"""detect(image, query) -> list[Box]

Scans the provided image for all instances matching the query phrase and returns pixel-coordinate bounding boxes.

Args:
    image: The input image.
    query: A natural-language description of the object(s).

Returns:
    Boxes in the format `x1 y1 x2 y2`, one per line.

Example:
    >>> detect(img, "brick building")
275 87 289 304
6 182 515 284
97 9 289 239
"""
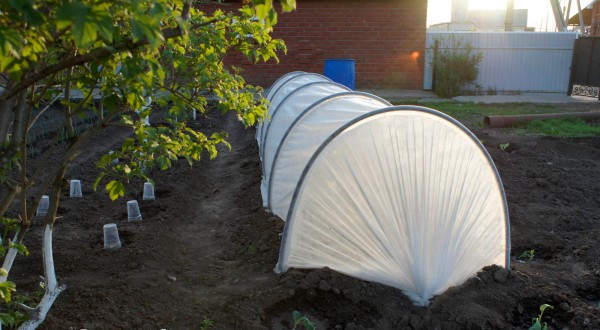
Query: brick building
200 0 428 89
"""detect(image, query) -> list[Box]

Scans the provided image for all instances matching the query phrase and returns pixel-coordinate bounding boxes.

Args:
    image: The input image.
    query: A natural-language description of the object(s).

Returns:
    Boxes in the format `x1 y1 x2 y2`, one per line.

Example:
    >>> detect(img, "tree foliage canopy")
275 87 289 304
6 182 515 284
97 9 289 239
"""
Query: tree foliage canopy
0 0 295 327
1 0 295 199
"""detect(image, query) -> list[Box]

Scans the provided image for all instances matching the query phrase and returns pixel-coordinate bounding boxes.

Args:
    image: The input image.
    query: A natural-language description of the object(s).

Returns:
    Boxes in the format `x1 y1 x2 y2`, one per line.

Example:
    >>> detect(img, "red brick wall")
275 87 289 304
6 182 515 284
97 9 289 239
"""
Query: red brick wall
199 0 427 89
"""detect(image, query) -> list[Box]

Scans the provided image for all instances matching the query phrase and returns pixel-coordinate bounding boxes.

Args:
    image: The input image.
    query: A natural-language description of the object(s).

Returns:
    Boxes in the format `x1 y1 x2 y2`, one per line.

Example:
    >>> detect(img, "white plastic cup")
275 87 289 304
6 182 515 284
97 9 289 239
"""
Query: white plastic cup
142 182 155 201
70 180 82 198
127 200 142 222
108 151 119 165
139 152 147 173
37 195 49 216
136 108 150 126
142 96 152 125
103 223 121 249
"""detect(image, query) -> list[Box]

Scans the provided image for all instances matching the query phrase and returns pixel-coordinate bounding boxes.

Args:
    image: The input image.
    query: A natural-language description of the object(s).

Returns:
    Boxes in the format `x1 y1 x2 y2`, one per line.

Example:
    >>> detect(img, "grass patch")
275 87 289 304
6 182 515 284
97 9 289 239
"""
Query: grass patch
417 101 566 122
391 100 600 137
394 100 565 120
522 118 600 137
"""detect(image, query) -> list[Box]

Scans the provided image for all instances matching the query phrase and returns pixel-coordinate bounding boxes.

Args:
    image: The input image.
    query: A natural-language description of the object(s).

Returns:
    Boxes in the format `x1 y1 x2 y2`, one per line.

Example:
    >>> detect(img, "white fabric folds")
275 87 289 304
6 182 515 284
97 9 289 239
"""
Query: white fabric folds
256 72 331 157
265 92 390 215
259 72 510 307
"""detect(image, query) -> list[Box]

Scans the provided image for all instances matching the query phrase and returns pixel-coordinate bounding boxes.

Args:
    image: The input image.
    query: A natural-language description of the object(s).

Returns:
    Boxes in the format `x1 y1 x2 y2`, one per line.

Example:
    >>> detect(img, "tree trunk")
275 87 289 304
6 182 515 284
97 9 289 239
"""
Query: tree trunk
18 163 67 329
0 245 19 283
17 224 65 330
12 112 102 328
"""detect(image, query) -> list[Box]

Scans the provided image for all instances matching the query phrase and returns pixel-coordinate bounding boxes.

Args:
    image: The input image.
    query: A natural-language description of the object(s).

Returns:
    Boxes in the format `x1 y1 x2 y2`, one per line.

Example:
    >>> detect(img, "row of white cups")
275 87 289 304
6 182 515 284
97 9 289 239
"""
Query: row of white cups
36 180 156 250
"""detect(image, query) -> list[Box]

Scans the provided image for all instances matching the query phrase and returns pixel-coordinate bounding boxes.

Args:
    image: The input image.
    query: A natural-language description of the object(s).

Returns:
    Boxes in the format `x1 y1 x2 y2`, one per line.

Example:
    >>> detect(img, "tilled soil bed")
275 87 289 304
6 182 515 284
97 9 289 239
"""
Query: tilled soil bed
7 104 600 329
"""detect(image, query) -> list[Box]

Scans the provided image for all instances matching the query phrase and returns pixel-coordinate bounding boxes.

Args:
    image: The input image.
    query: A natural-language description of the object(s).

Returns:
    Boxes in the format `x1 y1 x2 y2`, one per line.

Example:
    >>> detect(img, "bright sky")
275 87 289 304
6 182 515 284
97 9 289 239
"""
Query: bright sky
427 0 596 31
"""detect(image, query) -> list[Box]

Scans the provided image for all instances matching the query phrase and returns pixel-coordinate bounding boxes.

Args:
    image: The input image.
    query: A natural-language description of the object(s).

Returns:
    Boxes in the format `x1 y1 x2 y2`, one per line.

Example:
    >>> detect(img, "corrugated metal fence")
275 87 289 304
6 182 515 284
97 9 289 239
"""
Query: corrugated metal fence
424 32 578 94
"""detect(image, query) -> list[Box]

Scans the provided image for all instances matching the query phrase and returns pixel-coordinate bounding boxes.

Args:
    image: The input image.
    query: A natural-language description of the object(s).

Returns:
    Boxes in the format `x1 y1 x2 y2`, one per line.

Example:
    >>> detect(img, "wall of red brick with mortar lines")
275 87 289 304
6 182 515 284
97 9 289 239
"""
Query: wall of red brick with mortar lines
199 0 427 89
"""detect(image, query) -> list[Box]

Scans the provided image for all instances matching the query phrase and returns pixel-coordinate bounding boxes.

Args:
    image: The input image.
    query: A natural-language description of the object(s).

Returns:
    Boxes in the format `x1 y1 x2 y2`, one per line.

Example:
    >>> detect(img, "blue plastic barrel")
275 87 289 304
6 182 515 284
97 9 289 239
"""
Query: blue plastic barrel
324 59 355 90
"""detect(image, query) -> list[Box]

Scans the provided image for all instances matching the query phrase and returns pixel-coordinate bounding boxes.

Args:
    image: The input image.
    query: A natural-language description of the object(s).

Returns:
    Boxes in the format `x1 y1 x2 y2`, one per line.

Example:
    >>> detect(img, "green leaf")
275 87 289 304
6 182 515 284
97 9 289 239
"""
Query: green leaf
157 156 171 171
0 281 16 303
94 4 115 42
8 242 29 256
292 311 301 322
539 304 552 313
169 105 182 116
105 180 125 201
280 0 296 12
0 312 16 326
93 172 106 190
121 115 134 126
122 138 135 150
292 310 315 330
9 0 44 26
0 268 7 277
56 2 114 48
253 0 271 18
0 217 20 234
0 27 22 59
517 249 534 262
131 15 163 48
528 319 542 330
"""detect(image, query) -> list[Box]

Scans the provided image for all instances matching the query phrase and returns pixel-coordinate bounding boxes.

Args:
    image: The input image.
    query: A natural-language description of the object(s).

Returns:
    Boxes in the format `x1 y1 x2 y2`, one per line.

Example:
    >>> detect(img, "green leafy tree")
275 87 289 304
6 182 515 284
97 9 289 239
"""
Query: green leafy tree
0 0 295 328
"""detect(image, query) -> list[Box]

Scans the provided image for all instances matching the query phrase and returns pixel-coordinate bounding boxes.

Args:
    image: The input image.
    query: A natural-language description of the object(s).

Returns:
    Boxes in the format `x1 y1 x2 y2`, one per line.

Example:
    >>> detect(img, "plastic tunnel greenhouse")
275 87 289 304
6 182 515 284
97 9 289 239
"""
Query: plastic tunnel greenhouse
257 72 510 306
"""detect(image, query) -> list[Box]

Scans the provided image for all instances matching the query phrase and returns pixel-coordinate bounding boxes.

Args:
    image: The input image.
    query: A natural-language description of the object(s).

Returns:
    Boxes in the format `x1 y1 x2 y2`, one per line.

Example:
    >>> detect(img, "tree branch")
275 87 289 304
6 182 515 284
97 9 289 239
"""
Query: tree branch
63 67 76 141
26 124 105 223
0 185 20 218
19 85 34 232
181 1 191 20
155 83 201 111
28 93 62 131
1 19 219 102
0 81 17 146
0 90 28 173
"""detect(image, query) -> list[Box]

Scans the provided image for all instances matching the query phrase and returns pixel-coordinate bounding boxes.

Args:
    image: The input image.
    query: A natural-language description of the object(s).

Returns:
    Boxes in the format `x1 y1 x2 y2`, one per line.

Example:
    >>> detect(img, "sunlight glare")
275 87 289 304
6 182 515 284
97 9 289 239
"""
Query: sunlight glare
427 0 596 31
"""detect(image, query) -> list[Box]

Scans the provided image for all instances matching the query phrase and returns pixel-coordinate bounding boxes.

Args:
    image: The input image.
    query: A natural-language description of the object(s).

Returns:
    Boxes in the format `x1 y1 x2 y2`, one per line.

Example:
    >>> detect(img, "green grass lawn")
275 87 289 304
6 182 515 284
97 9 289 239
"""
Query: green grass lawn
392 100 600 137
525 118 600 137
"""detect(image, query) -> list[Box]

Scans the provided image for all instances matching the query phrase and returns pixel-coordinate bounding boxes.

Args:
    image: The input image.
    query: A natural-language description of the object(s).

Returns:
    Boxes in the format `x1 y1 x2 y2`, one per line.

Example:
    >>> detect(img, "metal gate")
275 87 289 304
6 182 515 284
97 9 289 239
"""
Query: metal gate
569 37 600 100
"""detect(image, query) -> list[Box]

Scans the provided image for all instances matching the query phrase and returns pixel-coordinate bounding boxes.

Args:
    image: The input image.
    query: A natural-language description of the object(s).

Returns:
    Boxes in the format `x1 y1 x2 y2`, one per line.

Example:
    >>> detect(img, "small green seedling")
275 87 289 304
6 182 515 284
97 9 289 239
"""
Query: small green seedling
292 311 315 330
518 249 535 262
499 143 510 152
528 304 553 330
200 316 213 330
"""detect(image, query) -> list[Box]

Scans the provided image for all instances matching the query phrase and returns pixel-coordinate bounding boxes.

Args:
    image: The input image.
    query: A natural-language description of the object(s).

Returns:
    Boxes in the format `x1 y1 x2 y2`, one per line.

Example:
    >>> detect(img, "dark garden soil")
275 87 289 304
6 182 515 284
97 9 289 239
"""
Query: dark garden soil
8 102 600 329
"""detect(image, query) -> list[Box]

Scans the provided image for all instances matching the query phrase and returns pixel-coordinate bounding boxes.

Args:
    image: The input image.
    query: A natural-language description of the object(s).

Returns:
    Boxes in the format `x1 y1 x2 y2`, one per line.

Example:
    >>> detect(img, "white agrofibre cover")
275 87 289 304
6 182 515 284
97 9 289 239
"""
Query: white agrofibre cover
275 107 510 306
264 92 391 217
256 72 332 156
264 71 304 101
259 81 350 163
